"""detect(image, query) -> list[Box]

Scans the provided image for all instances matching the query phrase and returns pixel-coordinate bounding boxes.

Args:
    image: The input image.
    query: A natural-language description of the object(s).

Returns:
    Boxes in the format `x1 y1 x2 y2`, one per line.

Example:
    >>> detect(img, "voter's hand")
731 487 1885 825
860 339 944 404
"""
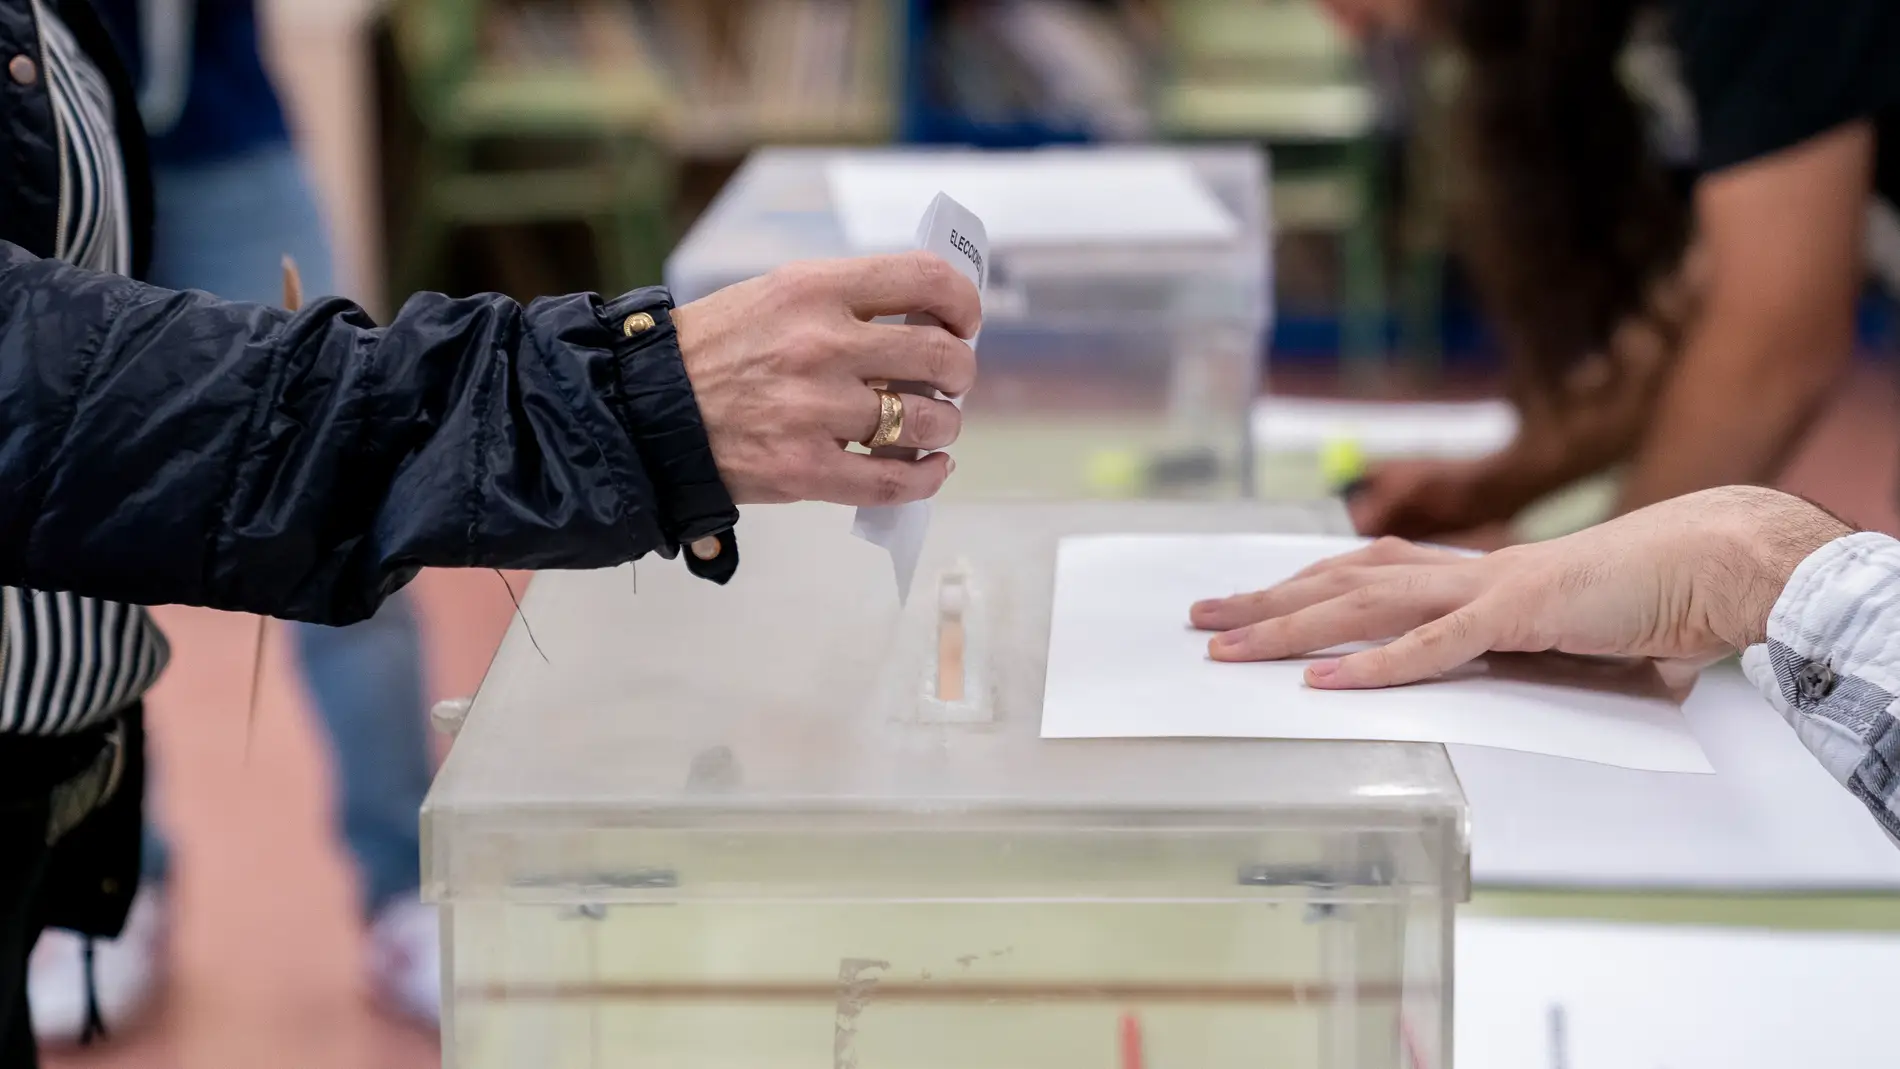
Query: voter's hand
1190 486 1851 688
1347 457 1511 541
673 252 980 506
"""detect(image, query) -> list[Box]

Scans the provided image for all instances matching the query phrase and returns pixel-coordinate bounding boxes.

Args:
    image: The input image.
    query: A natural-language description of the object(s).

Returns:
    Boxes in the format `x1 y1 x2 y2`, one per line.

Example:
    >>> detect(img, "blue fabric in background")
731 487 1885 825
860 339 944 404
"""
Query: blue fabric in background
133 144 433 913
80 1 434 912
92 0 290 165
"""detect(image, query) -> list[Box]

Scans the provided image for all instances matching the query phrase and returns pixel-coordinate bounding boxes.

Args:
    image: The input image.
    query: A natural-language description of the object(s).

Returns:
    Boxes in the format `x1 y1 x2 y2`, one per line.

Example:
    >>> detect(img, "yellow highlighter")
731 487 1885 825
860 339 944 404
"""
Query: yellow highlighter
1084 448 1145 497
1320 436 1369 498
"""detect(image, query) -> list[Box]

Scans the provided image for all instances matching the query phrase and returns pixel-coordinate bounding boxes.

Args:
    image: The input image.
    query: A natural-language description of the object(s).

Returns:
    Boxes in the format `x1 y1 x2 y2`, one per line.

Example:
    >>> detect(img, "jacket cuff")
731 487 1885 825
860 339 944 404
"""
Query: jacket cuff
601 288 740 583
1744 531 1900 791
1767 531 1900 660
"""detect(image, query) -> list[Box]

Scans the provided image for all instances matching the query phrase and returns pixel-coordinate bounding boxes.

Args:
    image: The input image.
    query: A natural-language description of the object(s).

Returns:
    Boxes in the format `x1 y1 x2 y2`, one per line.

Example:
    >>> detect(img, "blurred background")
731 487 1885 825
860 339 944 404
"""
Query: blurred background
43 0 1899 1065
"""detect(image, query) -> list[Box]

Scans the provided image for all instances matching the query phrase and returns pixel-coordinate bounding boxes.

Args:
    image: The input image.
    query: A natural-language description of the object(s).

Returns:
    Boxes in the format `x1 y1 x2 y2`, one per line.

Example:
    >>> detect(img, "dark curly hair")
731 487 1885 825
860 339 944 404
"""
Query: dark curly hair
1443 0 1690 400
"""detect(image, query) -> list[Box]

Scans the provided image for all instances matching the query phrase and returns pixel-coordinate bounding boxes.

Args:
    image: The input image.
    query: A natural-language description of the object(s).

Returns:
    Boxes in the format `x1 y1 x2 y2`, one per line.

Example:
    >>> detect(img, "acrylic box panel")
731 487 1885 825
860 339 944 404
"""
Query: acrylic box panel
426 501 1465 1069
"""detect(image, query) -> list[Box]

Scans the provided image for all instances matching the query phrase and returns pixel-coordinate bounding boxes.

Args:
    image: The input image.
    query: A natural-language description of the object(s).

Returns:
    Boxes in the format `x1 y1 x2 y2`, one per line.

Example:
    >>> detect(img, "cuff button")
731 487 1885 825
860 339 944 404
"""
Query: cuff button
1796 662 1836 702
622 311 657 336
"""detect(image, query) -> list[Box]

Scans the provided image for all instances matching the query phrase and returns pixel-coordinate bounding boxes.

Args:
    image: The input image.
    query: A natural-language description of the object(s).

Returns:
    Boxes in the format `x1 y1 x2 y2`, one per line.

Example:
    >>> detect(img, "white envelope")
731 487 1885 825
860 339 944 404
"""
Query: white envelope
851 192 989 601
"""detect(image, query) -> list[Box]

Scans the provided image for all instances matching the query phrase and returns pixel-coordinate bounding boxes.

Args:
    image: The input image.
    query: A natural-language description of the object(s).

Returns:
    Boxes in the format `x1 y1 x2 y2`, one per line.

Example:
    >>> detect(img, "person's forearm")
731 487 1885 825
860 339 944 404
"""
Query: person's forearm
1617 123 1868 515
1615 313 1850 514
0 243 731 624
1485 273 1693 520
1483 410 1639 514
1740 531 1900 840
1478 371 1656 519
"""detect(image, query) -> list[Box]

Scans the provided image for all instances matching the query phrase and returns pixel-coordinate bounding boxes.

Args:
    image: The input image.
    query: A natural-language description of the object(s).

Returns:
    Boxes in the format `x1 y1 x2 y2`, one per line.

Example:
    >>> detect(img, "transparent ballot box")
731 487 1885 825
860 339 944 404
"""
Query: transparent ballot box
425 502 1467 1069
665 147 1272 499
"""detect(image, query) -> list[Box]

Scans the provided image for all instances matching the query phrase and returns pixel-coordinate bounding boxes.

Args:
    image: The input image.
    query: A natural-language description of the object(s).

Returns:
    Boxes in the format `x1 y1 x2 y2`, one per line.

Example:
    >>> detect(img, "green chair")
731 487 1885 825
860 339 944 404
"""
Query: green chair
1158 0 1449 384
1158 1 1384 376
384 0 676 303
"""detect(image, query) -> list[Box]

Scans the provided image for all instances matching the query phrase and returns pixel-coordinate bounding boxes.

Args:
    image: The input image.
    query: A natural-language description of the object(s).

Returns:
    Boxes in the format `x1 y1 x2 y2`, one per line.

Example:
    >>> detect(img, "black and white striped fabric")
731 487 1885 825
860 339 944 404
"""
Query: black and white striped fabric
42 0 130 275
0 2 169 736
1 592 167 735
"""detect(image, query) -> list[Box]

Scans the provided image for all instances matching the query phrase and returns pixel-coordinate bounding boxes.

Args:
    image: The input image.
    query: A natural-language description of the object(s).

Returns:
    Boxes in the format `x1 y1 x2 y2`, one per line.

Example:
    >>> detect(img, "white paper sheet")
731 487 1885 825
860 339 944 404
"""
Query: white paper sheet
1252 396 1520 459
1039 534 1713 773
827 153 1238 250
1457 917 1900 1069
1453 664 1900 890
851 192 988 600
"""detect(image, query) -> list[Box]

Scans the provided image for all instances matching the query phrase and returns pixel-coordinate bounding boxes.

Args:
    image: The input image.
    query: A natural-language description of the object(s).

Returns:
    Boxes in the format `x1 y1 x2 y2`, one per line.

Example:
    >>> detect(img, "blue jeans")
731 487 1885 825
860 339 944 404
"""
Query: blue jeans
140 144 433 916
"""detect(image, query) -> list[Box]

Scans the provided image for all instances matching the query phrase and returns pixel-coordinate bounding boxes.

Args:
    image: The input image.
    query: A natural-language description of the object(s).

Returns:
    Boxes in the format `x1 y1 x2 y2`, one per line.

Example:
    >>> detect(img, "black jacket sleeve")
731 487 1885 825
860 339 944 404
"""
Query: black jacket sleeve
0 241 738 625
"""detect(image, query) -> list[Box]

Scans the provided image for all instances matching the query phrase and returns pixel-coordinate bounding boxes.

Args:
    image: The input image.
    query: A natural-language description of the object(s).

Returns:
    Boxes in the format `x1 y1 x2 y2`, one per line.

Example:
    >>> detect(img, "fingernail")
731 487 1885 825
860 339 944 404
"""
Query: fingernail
1213 629 1248 648
945 456 957 476
1305 659 1339 684
1191 599 1220 616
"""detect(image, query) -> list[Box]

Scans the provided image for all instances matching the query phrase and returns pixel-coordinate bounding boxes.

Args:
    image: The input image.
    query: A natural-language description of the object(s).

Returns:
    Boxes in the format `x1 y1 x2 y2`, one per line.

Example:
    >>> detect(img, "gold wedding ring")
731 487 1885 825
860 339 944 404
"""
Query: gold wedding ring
864 389 905 449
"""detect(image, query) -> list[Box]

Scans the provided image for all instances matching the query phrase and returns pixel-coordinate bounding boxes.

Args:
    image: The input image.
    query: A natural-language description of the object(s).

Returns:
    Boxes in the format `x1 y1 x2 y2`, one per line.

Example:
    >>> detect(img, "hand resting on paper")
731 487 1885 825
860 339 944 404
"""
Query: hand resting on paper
1190 486 1851 689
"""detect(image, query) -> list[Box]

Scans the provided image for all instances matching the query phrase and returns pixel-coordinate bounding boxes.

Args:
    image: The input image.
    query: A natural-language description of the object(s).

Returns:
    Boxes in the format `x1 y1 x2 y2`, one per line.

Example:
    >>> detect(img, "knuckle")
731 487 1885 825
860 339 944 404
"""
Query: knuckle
1487 544 1528 568
909 399 943 446
909 250 953 292
793 384 841 434
1320 568 1365 596
779 259 828 295
925 330 959 384
1414 620 1454 650
766 262 810 299
1348 583 1390 610
873 467 912 506
932 401 963 446
1371 536 1412 560
941 335 976 392
766 453 806 492
1441 609 1475 642
782 324 839 370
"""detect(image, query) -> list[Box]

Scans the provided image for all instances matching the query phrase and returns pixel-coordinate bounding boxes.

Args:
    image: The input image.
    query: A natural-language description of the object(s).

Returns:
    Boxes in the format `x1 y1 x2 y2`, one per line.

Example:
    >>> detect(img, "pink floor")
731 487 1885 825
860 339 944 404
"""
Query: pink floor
38 568 524 1069
38 364 1900 1068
